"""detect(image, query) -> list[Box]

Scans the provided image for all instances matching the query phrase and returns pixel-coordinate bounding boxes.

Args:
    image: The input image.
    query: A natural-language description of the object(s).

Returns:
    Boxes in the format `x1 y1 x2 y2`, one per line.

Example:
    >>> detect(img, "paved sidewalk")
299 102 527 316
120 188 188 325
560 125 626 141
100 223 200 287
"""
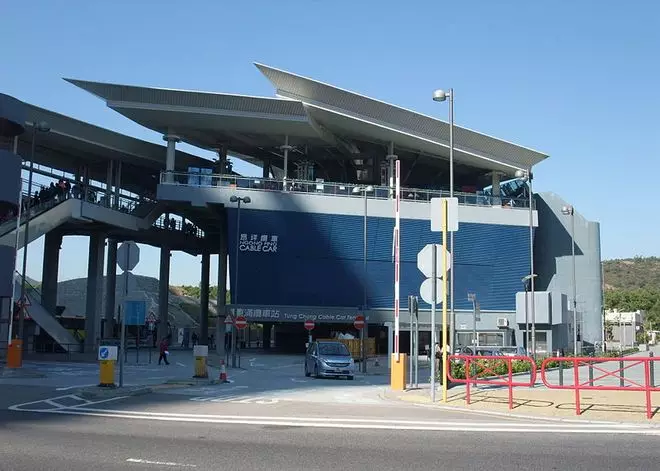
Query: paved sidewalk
384 384 660 423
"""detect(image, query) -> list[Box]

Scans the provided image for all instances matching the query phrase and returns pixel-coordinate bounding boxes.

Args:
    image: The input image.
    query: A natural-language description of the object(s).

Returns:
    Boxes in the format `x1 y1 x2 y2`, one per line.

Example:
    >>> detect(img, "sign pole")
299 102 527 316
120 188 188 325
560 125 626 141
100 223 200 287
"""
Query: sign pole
119 244 130 388
394 159 401 361
430 243 437 402
414 296 419 388
441 199 449 403
408 296 413 387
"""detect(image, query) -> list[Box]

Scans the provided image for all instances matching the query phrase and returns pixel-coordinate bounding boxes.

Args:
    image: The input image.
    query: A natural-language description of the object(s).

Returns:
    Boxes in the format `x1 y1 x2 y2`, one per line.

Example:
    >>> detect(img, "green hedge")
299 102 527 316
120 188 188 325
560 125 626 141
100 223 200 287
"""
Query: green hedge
438 348 641 381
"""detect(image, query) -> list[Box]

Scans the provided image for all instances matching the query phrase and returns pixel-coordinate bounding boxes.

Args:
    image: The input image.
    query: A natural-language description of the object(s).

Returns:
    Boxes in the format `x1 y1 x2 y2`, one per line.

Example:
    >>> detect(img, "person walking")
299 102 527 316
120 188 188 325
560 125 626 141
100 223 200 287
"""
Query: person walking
158 337 170 365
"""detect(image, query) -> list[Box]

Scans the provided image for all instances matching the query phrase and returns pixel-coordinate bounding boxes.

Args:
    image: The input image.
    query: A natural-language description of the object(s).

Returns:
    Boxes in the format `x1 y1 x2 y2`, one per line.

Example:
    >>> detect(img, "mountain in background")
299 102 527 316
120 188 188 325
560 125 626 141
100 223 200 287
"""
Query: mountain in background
603 257 660 324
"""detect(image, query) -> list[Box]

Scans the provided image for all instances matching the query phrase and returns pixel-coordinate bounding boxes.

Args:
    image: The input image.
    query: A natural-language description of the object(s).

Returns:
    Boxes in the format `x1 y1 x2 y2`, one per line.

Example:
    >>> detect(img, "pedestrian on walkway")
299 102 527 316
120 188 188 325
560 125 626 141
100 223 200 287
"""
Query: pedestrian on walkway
158 337 170 365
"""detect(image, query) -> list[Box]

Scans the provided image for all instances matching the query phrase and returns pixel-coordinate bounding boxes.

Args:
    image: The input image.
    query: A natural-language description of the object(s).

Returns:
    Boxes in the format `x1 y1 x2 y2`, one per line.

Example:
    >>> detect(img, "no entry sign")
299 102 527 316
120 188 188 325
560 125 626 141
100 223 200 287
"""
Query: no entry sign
304 319 315 331
354 315 365 330
234 316 248 330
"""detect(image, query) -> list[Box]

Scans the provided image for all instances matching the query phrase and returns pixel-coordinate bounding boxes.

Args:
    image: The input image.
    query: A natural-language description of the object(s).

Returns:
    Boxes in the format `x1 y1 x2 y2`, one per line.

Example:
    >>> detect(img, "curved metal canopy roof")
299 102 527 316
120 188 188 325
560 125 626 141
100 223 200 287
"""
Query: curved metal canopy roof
65 63 549 176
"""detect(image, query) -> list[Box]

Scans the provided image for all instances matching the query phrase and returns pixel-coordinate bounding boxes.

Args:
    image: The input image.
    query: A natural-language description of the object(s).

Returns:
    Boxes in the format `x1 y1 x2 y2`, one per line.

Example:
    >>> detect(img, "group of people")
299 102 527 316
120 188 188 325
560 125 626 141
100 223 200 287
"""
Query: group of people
161 215 200 236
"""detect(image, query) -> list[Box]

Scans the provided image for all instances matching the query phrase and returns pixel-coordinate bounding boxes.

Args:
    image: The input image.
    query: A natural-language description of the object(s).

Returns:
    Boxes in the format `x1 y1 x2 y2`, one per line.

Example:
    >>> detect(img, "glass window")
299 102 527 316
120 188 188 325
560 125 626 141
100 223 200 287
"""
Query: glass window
318 342 350 356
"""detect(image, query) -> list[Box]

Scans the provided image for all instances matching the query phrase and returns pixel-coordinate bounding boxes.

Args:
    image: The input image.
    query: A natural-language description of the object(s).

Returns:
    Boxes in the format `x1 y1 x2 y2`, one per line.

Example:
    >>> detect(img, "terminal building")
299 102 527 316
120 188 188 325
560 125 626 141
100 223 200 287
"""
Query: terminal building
0 63 603 358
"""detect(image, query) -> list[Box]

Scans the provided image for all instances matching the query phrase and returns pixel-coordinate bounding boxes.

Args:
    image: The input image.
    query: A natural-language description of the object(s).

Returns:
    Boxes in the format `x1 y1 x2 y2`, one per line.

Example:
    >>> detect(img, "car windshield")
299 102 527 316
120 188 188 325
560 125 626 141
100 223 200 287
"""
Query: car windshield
318 343 350 356
501 347 517 353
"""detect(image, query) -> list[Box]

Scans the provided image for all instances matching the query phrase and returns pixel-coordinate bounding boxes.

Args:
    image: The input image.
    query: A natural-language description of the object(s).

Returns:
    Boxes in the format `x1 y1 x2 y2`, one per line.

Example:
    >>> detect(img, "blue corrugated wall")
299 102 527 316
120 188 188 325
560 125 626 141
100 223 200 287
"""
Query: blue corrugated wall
226 208 531 311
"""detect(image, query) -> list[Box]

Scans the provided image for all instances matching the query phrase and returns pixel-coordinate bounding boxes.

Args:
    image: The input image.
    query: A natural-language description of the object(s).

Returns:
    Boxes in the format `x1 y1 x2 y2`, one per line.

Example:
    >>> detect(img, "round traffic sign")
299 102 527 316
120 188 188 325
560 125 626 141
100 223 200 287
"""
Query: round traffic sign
304 319 315 331
235 316 248 330
354 315 365 330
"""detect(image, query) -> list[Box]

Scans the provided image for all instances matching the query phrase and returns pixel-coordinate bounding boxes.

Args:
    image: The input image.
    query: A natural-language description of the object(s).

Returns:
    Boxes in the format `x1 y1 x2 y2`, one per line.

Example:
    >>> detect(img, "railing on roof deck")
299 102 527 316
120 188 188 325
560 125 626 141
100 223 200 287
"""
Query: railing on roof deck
159 171 535 210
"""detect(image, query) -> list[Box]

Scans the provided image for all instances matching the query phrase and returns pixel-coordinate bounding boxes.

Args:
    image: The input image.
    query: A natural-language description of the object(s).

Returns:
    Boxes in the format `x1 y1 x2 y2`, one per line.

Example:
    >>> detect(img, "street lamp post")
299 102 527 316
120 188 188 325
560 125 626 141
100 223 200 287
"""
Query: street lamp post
352 185 373 374
561 205 579 355
432 88 455 352
18 121 50 342
515 168 536 358
229 194 250 368
522 274 537 354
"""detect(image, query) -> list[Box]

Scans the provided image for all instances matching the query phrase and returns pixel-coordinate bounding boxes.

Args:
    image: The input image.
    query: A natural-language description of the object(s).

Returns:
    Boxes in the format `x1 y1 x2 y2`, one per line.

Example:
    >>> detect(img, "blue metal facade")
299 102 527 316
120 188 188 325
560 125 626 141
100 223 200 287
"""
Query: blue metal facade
227 208 531 312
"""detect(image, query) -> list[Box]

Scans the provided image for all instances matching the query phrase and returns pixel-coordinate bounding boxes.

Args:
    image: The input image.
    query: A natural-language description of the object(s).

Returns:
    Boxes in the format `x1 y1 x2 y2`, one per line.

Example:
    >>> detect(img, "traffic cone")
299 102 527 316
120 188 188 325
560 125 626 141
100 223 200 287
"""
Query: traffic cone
219 359 229 383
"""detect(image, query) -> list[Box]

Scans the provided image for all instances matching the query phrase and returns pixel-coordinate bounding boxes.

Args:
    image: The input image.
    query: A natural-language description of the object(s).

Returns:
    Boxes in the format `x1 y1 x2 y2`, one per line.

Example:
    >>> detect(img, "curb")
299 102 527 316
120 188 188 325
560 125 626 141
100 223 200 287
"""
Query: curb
0 368 46 379
380 388 660 427
78 385 153 400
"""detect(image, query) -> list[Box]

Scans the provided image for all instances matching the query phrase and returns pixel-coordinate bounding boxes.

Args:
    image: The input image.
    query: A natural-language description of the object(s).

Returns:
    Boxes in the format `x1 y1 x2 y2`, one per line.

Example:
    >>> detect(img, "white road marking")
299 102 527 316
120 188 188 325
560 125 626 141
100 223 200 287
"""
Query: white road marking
290 378 307 383
10 407 660 434
176 362 186 367
8 394 127 411
126 458 196 467
55 384 97 391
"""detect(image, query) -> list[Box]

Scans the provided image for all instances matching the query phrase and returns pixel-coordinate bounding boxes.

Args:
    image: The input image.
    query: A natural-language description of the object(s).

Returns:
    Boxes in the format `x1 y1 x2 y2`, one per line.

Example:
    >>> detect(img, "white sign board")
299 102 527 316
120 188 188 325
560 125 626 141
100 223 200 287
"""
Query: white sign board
193 345 209 357
420 277 444 305
98 346 118 361
430 197 459 232
117 241 140 272
417 244 452 278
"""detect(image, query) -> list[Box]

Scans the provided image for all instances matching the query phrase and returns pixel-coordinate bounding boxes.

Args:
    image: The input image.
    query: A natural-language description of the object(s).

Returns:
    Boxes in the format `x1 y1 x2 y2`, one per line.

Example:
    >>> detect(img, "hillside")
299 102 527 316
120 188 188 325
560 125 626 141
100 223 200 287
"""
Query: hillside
603 257 660 322
603 256 660 291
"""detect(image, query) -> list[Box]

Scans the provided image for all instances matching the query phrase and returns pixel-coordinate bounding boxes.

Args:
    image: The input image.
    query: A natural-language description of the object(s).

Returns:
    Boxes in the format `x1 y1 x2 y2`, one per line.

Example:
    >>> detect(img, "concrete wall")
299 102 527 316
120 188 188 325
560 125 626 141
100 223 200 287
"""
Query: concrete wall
534 192 603 346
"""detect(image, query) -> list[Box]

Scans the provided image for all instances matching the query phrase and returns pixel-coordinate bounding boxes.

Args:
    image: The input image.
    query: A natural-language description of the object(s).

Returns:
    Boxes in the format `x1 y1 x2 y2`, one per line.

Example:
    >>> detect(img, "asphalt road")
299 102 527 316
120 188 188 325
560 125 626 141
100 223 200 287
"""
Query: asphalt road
2 409 659 471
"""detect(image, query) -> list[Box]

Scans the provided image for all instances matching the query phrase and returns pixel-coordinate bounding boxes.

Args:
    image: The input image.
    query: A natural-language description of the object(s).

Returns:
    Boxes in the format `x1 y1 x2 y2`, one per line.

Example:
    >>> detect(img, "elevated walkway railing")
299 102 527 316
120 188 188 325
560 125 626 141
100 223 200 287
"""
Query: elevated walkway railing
159 171 534 210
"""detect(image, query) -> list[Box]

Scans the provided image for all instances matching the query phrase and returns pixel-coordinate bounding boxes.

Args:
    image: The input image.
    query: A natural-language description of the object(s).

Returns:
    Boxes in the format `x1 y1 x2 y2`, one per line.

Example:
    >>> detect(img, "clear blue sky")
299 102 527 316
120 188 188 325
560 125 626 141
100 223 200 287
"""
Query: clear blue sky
2 0 658 285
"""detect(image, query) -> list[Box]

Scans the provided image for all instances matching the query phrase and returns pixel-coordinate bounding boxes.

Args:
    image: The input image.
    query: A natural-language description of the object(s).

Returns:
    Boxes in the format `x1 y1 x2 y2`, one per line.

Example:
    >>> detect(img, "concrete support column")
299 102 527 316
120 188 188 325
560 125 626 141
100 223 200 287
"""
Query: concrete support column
105 160 114 206
216 227 228 356
85 234 105 352
104 239 118 337
262 322 272 350
199 252 210 346
114 161 122 209
163 134 181 183
386 142 397 199
280 136 292 191
262 159 270 179
41 231 62 315
158 246 171 341
217 145 227 175
491 171 502 205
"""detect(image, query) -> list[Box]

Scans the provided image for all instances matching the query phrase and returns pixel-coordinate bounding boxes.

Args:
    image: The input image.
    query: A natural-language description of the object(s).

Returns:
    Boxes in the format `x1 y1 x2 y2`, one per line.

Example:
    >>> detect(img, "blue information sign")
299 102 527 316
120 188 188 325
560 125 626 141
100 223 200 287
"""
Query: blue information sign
124 300 147 326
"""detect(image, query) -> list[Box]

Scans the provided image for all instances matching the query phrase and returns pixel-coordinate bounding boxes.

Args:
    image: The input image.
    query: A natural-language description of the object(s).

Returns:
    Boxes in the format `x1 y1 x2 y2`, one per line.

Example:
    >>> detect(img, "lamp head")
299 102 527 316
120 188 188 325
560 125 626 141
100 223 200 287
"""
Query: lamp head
243 196 251 204
229 195 238 203
365 185 374 192
432 89 448 102
352 187 361 194
34 121 50 132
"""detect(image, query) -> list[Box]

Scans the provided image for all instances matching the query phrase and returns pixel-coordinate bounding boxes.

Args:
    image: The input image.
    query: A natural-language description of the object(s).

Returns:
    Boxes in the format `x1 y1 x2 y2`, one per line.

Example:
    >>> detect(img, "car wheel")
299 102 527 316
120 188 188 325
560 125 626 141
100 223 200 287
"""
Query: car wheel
314 363 320 378
304 363 311 377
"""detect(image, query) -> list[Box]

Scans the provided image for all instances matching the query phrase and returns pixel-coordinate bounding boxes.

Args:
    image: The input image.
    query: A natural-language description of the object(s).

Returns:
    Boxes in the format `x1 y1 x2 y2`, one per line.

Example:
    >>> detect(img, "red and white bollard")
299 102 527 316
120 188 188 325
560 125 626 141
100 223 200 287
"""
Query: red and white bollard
219 359 228 383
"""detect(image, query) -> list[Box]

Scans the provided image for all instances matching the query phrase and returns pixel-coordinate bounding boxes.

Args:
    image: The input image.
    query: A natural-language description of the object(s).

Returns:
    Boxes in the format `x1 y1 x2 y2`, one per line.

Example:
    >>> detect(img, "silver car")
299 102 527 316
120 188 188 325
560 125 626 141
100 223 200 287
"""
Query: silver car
305 341 355 380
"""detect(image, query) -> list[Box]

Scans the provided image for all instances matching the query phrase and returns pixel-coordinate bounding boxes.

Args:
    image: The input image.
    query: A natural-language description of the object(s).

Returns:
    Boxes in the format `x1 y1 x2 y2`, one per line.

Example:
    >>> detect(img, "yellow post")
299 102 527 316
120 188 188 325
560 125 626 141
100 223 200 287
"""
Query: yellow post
441 198 449 403
390 353 408 391
98 346 117 387
193 345 209 378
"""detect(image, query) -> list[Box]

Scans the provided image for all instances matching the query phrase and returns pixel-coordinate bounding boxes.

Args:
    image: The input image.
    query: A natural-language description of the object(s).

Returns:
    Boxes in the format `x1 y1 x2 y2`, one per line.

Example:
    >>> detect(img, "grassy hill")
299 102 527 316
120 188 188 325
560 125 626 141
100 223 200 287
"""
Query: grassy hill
603 256 660 291
603 257 660 324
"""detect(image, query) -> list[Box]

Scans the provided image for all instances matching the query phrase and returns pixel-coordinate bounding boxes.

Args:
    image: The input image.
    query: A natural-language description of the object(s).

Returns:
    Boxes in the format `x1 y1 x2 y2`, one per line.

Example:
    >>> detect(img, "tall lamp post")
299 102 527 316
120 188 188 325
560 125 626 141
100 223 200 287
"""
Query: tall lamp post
515 168 535 358
229 194 250 368
522 274 537 354
432 88 455 352
561 205 579 355
352 185 373 373
18 121 50 342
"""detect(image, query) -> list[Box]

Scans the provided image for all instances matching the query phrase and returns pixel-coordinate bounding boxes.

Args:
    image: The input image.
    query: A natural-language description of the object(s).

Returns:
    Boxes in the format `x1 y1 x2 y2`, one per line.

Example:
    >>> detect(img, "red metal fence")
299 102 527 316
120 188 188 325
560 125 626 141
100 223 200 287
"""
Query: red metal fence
540 356 660 419
447 355 536 409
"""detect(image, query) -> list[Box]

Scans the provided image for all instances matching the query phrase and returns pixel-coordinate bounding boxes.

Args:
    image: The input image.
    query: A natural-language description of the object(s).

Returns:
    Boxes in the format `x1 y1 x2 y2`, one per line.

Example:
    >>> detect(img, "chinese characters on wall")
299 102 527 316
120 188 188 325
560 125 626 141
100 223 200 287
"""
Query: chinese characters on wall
239 234 278 253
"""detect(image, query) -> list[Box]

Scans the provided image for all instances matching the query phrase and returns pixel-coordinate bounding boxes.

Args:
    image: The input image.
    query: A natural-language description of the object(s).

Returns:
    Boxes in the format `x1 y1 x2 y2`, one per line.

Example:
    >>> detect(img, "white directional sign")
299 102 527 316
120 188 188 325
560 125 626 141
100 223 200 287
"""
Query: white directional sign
417 244 452 278
430 197 459 232
98 345 118 361
117 241 140 272
420 278 444 305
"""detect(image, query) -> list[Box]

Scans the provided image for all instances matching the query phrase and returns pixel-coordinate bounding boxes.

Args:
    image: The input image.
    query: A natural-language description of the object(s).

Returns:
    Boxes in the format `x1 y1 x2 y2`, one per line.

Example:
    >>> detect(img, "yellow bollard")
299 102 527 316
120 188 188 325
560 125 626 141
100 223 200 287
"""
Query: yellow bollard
193 345 209 378
390 353 408 391
98 346 118 387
